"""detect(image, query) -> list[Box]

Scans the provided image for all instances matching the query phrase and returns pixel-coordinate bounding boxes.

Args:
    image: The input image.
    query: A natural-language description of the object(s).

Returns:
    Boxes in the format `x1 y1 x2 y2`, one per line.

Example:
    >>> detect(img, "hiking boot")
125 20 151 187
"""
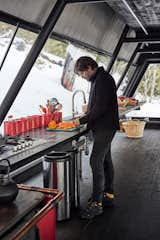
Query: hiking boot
81 201 103 219
103 192 114 207
87 197 93 206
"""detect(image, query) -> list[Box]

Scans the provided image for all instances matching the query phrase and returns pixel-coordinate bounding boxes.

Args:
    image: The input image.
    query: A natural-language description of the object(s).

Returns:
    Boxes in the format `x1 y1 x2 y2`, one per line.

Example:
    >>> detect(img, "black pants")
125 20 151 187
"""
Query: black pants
90 129 116 202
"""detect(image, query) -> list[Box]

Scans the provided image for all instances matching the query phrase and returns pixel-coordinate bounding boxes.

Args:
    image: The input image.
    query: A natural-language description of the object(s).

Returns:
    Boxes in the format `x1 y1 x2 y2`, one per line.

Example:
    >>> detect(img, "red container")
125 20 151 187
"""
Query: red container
45 114 51 126
41 114 46 127
30 116 37 129
53 112 62 124
10 121 17 136
26 117 32 131
4 121 16 136
36 115 40 128
48 113 53 123
58 112 62 123
21 118 27 133
25 117 30 132
38 115 42 128
4 121 10 136
15 119 22 135
37 197 56 240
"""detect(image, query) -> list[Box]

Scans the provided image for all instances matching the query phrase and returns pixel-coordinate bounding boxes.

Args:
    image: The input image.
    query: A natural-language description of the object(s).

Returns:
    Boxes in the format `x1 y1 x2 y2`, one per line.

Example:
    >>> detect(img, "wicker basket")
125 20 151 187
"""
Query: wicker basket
122 120 146 138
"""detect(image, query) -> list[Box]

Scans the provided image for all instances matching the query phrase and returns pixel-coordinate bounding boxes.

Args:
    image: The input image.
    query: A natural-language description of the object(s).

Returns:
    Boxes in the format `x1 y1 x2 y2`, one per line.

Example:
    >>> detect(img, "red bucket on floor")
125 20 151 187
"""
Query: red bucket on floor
37 196 56 240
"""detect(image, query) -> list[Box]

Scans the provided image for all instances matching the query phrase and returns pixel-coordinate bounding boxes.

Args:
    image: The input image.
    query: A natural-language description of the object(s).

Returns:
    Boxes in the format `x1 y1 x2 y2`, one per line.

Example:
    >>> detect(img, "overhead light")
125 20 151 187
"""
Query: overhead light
121 0 148 35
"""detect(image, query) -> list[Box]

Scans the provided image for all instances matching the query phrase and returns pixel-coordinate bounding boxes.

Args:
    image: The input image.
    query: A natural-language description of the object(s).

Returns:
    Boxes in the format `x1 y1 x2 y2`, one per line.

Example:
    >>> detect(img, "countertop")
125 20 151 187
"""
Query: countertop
0 103 143 170
0 190 44 239
0 125 88 170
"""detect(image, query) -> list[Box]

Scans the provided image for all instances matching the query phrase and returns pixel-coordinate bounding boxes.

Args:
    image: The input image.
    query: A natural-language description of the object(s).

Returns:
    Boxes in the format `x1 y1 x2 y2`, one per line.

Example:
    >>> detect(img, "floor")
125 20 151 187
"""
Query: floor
25 129 160 240
56 129 160 240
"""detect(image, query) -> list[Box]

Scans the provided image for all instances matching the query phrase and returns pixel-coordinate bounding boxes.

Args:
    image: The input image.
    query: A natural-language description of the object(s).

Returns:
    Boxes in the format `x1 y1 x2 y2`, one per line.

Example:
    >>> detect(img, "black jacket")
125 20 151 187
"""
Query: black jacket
79 67 119 131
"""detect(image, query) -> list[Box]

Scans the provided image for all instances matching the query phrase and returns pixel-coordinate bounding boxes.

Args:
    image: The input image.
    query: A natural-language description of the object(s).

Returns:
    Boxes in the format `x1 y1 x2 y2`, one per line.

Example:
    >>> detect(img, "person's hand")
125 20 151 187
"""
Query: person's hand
73 118 80 127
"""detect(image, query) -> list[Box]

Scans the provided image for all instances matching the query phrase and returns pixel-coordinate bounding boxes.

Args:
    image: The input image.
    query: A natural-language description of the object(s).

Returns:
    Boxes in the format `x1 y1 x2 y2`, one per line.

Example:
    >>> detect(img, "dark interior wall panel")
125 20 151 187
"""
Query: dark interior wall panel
55 3 108 48
0 0 56 26
0 0 137 61
54 2 136 60
54 3 120 53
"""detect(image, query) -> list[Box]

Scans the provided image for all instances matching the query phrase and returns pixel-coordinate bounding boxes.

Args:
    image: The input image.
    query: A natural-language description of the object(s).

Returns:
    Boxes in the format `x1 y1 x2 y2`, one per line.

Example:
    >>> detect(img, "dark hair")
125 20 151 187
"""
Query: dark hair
74 56 98 74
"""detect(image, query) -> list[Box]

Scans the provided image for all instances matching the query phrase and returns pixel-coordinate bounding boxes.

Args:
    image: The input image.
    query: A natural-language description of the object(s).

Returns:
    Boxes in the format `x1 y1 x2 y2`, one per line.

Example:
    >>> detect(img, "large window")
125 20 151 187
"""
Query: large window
0 22 69 135
126 64 160 118
0 22 111 134
117 65 136 96
110 59 127 84
0 22 37 106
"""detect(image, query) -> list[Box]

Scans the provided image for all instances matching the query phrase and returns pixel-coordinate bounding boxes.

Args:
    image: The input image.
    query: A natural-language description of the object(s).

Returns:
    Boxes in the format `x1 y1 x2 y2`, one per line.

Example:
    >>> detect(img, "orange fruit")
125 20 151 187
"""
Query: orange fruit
48 120 57 129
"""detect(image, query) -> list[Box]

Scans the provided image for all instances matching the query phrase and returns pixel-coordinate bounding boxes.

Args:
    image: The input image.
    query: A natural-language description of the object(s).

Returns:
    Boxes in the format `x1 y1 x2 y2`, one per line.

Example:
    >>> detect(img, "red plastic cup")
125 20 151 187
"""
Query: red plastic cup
4 121 10 136
53 112 61 124
25 117 30 132
49 113 53 123
37 115 42 128
21 118 27 133
58 112 62 123
4 121 16 136
41 114 46 127
45 114 51 126
15 119 22 135
26 117 32 131
31 116 37 129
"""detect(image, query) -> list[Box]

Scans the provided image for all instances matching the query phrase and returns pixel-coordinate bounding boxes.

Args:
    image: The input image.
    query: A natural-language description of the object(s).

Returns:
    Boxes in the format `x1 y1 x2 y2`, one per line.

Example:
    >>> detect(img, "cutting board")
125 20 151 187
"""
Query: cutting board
46 126 82 132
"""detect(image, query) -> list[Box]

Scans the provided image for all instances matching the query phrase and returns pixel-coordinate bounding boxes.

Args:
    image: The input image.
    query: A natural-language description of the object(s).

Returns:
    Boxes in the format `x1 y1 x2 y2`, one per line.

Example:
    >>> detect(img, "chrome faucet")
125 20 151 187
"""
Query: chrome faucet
72 90 86 118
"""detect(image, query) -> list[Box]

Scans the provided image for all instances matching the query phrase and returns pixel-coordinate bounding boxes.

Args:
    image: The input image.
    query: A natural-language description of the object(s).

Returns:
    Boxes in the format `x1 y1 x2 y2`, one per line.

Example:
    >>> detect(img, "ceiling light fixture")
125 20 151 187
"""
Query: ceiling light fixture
121 0 148 35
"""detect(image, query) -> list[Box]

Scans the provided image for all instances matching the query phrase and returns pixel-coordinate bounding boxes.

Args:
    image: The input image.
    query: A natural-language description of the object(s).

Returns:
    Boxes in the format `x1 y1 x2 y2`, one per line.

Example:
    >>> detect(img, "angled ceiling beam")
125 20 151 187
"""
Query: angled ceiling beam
147 59 160 64
0 23 19 71
116 43 142 90
121 0 148 35
137 53 160 64
107 25 129 73
124 37 160 43
0 11 41 33
138 48 160 53
65 0 105 3
124 60 148 96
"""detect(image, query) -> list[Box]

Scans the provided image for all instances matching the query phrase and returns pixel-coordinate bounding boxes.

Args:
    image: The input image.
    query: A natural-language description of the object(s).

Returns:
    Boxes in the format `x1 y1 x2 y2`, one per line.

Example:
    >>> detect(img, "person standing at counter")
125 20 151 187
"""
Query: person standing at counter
74 56 119 219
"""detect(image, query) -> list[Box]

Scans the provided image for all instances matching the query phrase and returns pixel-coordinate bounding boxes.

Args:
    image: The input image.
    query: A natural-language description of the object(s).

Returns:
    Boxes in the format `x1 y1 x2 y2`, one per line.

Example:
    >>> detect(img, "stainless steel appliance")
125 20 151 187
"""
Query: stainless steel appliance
43 152 71 221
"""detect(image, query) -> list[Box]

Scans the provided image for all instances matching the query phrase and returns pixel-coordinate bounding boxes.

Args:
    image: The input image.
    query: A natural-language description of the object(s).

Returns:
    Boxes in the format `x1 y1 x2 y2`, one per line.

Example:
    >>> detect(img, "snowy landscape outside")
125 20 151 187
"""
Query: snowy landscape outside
0 30 160 134
0 34 91 134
